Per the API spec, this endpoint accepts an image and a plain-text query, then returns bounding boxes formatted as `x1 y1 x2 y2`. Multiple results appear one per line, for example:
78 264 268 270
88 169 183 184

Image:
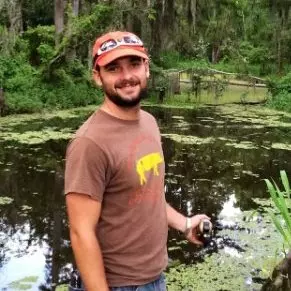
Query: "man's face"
94 56 149 107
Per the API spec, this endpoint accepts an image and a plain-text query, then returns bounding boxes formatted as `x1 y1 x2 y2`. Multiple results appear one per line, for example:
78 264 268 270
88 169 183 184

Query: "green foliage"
37 44 55 64
23 25 55 65
155 51 185 69
0 3 113 114
266 91 291 112
22 0 54 27
7 92 43 113
53 4 114 57
264 170 291 249
268 73 291 96
234 41 274 75
266 73 291 112
0 53 102 114
156 51 210 70
0 25 16 56
1 0 291 114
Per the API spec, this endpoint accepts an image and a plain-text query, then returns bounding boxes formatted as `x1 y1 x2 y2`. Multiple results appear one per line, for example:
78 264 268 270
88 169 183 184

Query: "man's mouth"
116 85 138 94
119 84 136 88
116 83 138 89
115 78 140 89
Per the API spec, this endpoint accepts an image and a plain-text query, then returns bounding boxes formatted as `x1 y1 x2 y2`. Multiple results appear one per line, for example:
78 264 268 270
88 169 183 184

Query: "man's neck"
100 99 140 121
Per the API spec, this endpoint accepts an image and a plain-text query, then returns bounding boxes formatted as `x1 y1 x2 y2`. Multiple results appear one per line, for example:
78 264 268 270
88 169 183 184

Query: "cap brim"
96 47 149 67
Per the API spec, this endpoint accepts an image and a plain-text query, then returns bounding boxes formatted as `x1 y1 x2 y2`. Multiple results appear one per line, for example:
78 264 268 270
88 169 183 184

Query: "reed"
264 170 291 248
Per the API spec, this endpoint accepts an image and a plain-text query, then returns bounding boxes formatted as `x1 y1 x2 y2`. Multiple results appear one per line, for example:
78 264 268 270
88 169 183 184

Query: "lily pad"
0 196 14 205
9 276 38 290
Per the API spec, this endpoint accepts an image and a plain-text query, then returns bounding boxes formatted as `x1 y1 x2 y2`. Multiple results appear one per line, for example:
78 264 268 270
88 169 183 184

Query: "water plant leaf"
265 174 291 248
280 170 290 200
269 211 291 248
272 180 291 236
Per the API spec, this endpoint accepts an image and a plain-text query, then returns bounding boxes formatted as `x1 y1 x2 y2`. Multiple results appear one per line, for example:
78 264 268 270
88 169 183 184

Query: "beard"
101 76 148 108
105 88 148 107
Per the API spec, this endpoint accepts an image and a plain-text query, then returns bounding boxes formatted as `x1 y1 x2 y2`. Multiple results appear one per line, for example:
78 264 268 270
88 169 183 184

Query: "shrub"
266 72 291 112
23 25 55 66
6 91 43 113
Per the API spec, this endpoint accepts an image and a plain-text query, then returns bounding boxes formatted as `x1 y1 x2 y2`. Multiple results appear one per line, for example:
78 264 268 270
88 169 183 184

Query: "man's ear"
144 60 150 78
92 69 102 87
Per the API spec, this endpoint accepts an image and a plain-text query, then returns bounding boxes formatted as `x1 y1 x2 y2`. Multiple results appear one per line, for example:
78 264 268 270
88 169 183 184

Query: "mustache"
115 77 140 88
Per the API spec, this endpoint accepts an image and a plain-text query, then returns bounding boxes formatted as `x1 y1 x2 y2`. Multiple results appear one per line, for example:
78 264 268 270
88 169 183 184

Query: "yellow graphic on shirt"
136 152 163 185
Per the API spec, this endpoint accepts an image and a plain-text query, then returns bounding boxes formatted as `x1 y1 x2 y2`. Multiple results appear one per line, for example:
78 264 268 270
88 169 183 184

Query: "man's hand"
166 204 212 245
185 214 212 245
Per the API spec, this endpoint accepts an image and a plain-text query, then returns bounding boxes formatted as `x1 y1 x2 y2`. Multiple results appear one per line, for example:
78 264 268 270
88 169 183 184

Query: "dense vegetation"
0 0 291 113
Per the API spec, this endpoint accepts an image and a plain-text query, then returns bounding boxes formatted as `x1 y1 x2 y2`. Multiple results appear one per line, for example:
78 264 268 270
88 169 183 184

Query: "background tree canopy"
0 0 291 113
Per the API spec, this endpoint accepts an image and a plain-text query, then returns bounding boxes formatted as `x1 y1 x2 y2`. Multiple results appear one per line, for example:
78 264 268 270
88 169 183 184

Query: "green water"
178 84 267 104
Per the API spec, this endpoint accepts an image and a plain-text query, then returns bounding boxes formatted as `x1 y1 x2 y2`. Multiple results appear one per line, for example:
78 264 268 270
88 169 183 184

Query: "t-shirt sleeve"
64 137 108 201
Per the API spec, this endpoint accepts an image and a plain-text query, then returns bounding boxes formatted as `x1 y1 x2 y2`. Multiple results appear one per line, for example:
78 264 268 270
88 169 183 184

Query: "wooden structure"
165 67 267 96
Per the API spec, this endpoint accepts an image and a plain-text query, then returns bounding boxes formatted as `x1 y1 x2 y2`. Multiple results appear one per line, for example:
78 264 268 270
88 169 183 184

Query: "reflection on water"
0 235 46 290
218 194 242 227
0 105 291 289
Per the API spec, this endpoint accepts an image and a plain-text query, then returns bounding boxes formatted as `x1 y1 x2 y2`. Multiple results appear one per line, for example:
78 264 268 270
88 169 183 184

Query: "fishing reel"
197 219 213 245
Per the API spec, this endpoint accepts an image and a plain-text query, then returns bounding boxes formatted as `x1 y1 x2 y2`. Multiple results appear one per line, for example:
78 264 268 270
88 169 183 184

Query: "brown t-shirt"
65 109 168 287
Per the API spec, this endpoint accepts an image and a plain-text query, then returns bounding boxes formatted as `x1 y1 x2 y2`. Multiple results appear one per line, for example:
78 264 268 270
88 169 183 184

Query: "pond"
0 104 291 291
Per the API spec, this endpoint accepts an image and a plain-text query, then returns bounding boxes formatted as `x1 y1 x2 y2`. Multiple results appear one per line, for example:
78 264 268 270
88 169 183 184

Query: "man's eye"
106 66 119 72
131 62 141 67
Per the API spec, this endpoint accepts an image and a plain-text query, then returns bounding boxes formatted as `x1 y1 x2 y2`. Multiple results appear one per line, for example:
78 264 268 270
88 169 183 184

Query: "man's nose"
120 67 133 79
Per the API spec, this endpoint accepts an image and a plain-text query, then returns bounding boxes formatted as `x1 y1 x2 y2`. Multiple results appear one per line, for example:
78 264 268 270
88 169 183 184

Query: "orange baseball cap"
92 31 149 68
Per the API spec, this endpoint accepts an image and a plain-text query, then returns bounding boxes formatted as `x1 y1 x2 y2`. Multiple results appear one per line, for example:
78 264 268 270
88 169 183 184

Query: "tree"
54 0 64 45
6 0 23 36
73 0 79 16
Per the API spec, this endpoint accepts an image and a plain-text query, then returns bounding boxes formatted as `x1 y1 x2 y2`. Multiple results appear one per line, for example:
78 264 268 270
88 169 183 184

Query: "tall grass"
264 170 291 249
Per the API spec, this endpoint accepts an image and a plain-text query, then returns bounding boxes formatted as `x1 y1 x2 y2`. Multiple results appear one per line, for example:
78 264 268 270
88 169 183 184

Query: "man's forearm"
70 230 109 291
166 203 186 232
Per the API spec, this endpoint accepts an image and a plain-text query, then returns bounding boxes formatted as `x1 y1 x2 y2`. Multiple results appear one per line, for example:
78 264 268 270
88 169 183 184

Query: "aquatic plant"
264 170 291 249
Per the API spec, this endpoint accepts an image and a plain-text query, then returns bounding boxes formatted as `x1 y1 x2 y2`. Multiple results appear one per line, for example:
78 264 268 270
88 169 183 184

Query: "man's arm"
166 203 210 245
66 193 109 291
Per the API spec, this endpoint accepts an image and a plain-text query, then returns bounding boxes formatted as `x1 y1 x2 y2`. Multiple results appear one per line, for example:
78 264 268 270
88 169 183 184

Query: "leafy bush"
266 91 291 112
6 91 43 113
23 25 55 65
0 52 102 113
43 82 102 109
37 43 55 64
266 72 291 112
154 51 186 69
267 72 291 96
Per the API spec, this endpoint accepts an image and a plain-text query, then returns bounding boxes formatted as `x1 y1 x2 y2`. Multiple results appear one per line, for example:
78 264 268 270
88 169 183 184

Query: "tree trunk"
65 0 79 60
54 0 64 45
0 88 6 117
7 0 23 36
150 0 163 56
190 0 197 35
73 0 79 16
212 44 220 64
161 0 175 50
262 251 291 291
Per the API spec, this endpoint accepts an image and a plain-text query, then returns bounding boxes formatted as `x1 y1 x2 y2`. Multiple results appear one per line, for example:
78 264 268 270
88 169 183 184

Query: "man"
65 31 210 291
